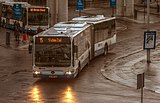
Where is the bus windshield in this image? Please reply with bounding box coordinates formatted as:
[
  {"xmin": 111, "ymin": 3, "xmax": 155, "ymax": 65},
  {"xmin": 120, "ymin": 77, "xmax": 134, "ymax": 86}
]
[
  {"xmin": 34, "ymin": 43, "xmax": 71, "ymax": 67},
  {"xmin": 28, "ymin": 10, "xmax": 48, "ymax": 26}
]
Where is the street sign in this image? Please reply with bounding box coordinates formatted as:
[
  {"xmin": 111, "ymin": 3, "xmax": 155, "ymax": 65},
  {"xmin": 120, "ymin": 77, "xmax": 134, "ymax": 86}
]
[
  {"xmin": 13, "ymin": 4, "xmax": 23, "ymax": 18},
  {"xmin": 110, "ymin": 0, "xmax": 116, "ymax": 7},
  {"xmin": 144, "ymin": 31, "xmax": 156, "ymax": 49},
  {"xmin": 76, "ymin": 0, "xmax": 84, "ymax": 10}
]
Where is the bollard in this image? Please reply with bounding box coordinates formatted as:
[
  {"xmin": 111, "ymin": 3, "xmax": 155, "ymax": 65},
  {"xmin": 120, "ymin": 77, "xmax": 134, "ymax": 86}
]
[
  {"xmin": 6, "ymin": 31, "xmax": 10, "ymax": 45},
  {"xmin": 134, "ymin": 9, "xmax": 137, "ymax": 19}
]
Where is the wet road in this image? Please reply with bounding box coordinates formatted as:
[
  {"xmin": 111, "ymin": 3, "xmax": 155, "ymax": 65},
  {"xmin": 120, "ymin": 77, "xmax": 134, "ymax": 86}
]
[
  {"xmin": 0, "ymin": 47, "xmax": 140, "ymax": 103},
  {"xmin": 0, "ymin": 20, "xmax": 160, "ymax": 103}
]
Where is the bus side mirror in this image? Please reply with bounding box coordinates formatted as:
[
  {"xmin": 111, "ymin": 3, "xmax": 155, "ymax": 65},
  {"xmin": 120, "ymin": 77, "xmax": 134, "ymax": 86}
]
[
  {"xmin": 74, "ymin": 45, "xmax": 78, "ymax": 53},
  {"xmin": 28, "ymin": 44, "xmax": 32, "ymax": 54}
]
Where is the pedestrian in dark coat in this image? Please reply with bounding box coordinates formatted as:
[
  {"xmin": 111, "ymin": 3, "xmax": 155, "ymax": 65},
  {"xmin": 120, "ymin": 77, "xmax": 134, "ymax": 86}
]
[{"xmin": 16, "ymin": 22, "xmax": 20, "ymax": 41}]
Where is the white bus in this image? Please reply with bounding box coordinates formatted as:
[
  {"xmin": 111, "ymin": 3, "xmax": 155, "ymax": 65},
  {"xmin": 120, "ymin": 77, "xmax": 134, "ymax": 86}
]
[
  {"xmin": 30, "ymin": 15, "xmax": 116, "ymax": 78},
  {"xmin": 1, "ymin": 1, "xmax": 49, "ymax": 35}
]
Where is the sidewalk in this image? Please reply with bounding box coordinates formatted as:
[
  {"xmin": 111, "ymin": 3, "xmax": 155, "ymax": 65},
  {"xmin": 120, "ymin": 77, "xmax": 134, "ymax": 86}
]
[
  {"xmin": 101, "ymin": 43, "xmax": 160, "ymax": 93},
  {"xmin": 0, "ymin": 27, "xmax": 29, "ymax": 51}
]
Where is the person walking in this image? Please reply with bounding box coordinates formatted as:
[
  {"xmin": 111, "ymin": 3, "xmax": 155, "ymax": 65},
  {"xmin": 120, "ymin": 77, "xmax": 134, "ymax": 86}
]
[
  {"xmin": 14, "ymin": 21, "xmax": 18, "ymax": 41},
  {"xmin": 16, "ymin": 22, "xmax": 20, "ymax": 41},
  {"xmin": 14, "ymin": 21, "xmax": 20, "ymax": 41},
  {"xmin": 22, "ymin": 31, "xmax": 27, "ymax": 43},
  {"xmin": 2, "ymin": 19, "xmax": 5, "ymax": 28}
]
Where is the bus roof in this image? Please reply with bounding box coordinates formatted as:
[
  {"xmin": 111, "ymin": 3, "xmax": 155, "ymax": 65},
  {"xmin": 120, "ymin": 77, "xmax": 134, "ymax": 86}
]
[
  {"xmin": 2, "ymin": 1, "xmax": 30, "ymax": 7},
  {"xmin": 36, "ymin": 15, "xmax": 115, "ymax": 38},
  {"xmin": 0, "ymin": 0, "xmax": 13, "ymax": 2},
  {"xmin": 35, "ymin": 21, "xmax": 89, "ymax": 37},
  {"xmin": 2, "ymin": 2, "xmax": 48, "ymax": 9},
  {"xmin": 72, "ymin": 15, "xmax": 116, "ymax": 24},
  {"xmin": 29, "ymin": 5, "xmax": 49, "ymax": 8},
  {"xmin": 54, "ymin": 21, "xmax": 87, "ymax": 28}
]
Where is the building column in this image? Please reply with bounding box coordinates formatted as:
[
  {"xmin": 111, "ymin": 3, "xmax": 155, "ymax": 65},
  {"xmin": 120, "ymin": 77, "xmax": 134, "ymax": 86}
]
[
  {"xmin": 116, "ymin": 0, "xmax": 134, "ymax": 17},
  {"xmin": 126, "ymin": 0, "xmax": 134, "ymax": 17},
  {"xmin": 46, "ymin": 0, "xmax": 68, "ymax": 26},
  {"xmin": 46, "ymin": 0, "xmax": 57, "ymax": 26},
  {"xmin": 116, "ymin": 0, "xmax": 123, "ymax": 16},
  {"xmin": 57, "ymin": 0, "xmax": 68, "ymax": 22}
]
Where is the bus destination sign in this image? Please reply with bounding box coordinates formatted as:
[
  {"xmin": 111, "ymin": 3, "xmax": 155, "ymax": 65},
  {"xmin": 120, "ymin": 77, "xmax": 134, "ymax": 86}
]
[
  {"xmin": 35, "ymin": 37, "xmax": 70, "ymax": 44},
  {"xmin": 29, "ymin": 8, "xmax": 46, "ymax": 12}
]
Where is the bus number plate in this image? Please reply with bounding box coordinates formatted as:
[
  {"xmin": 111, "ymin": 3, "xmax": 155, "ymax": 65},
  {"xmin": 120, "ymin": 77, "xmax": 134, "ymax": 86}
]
[{"xmin": 49, "ymin": 76, "xmax": 57, "ymax": 78}]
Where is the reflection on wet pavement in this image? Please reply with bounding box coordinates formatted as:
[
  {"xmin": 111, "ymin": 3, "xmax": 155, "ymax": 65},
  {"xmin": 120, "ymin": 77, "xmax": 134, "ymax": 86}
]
[
  {"xmin": 63, "ymin": 86, "xmax": 74, "ymax": 103},
  {"xmin": 30, "ymin": 85, "xmax": 43, "ymax": 103}
]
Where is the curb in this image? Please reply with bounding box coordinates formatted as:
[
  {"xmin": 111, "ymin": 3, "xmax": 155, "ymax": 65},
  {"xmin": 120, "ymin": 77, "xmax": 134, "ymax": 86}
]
[
  {"xmin": 117, "ymin": 17, "xmax": 160, "ymax": 24},
  {"xmin": 101, "ymin": 42, "xmax": 160, "ymax": 91}
]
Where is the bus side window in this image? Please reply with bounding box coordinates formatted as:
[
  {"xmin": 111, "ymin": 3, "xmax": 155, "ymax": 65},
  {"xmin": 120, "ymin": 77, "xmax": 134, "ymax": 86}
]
[
  {"xmin": 74, "ymin": 45, "xmax": 78, "ymax": 53},
  {"xmin": 108, "ymin": 25, "xmax": 112, "ymax": 37}
]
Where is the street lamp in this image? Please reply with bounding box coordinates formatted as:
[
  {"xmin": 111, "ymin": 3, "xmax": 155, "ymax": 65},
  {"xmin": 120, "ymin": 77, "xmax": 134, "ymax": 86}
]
[
  {"xmin": 144, "ymin": 0, "xmax": 146, "ymax": 20},
  {"xmin": 157, "ymin": 0, "xmax": 159, "ymax": 12}
]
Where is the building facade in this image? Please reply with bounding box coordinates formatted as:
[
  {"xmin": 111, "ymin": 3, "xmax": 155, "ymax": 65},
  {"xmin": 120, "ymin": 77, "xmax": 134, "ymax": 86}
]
[{"xmin": 12, "ymin": 0, "xmax": 135, "ymax": 25}]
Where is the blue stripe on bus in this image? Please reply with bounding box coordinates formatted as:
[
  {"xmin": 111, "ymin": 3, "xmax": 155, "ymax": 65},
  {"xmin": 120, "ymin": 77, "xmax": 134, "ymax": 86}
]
[{"xmin": 33, "ymin": 74, "xmax": 75, "ymax": 78}]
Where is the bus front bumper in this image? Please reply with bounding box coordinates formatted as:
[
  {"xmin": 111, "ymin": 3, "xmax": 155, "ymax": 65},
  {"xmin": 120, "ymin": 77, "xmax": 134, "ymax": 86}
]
[{"xmin": 33, "ymin": 73, "xmax": 75, "ymax": 78}]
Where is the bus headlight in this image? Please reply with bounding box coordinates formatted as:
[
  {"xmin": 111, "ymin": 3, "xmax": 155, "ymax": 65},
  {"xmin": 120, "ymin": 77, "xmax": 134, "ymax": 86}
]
[
  {"xmin": 28, "ymin": 27, "xmax": 31, "ymax": 30},
  {"xmin": 65, "ymin": 71, "xmax": 73, "ymax": 75},
  {"xmin": 33, "ymin": 71, "xmax": 41, "ymax": 75}
]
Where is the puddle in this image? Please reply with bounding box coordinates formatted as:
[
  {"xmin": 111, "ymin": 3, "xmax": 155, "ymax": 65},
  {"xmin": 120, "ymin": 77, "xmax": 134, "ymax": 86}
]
[{"xmin": 154, "ymin": 86, "xmax": 160, "ymax": 94}]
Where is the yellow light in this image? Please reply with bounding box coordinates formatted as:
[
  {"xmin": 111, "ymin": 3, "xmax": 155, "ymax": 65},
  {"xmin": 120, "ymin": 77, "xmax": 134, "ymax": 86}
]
[
  {"xmin": 48, "ymin": 38, "xmax": 62, "ymax": 43},
  {"xmin": 65, "ymin": 87, "xmax": 73, "ymax": 103},
  {"xmin": 39, "ymin": 38, "xmax": 44, "ymax": 43},
  {"xmin": 33, "ymin": 71, "xmax": 40, "ymax": 75},
  {"xmin": 68, "ymin": 71, "xmax": 72, "ymax": 75},
  {"xmin": 30, "ymin": 8, "xmax": 46, "ymax": 12},
  {"xmin": 66, "ymin": 87, "xmax": 72, "ymax": 99},
  {"xmin": 61, "ymin": 86, "xmax": 78, "ymax": 103},
  {"xmin": 29, "ymin": 86, "xmax": 42, "ymax": 103},
  {"xmin": 32, "ymin": 87, "xmax": 40, "ymax": 101},
  {"xmin": 65, "ymin": 71, "xmax": 72, "ymax": 75}
]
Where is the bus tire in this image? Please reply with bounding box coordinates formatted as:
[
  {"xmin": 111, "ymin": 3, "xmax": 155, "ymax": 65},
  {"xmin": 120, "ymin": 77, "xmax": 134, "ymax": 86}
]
[
  {"xmin": 76, "ymin": 62, "xmax": 81, "ymax": 78},
  {"xmin": 104, "ymin": 44, "xmax": 108, "ymax": 56}
]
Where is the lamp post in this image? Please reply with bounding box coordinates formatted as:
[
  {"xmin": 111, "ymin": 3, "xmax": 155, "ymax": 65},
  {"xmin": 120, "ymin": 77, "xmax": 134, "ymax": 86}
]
[
  {"xmin": 144, "ymin": 0, "xmax": 146, "ymax": 20},
  {"xmin": 147, "ymin": 0, "xmax": 150, "ymax": 63},
  {"xmin": 157, "ymin": 0, "xmax": 159, "ymax": 12}
]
